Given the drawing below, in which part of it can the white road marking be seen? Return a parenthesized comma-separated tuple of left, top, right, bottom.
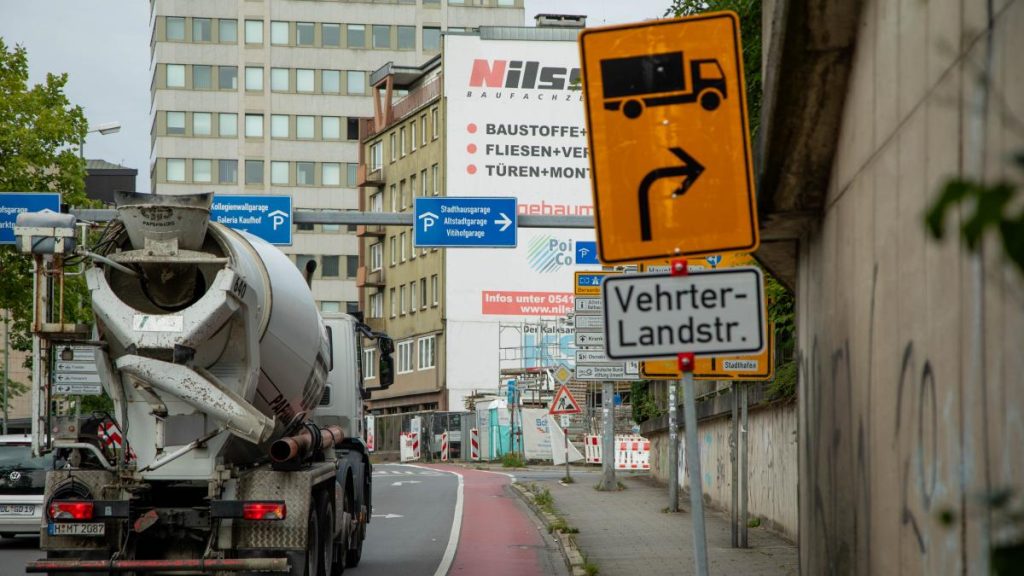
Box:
(391, 480, 422, 486)
(371, 513, 404, 519)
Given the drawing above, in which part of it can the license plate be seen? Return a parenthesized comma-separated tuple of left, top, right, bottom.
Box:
(0, 504, 34, 515)
(48, 523, 105, 536)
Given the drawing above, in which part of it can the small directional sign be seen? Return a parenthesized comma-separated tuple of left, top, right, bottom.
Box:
(0, 193, 62, 245)
(575, 331, 605, 347)
(575, 361, 640, 381)
(575, 297, 603, 313)
(602, 267, 766, 359)
(575, 241, 599, 264)
(54, 361, 96, 373)
(574, 271, 619, 296)
(573, 314, 604, 330)
(53, 383, 102, 396)
(54, 372, 101, 385)
(211, 195, 292, 245)
(549, 384, 583, 415)
(414, 197, 517, 248)
(580, 13, 759, 263)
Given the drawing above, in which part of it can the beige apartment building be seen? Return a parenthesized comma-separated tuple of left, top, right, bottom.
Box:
(149, 0, 523, 314)
(358, 57, 446, 412)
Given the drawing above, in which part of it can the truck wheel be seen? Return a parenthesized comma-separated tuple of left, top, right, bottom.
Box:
(699, 90, 721, 111)
(343, 487, 364, 568)
(318, 493, 335, 576)
(294, 504, 321, 576)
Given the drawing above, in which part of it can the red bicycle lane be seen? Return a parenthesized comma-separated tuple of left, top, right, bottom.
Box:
(423, 465, 554, 576)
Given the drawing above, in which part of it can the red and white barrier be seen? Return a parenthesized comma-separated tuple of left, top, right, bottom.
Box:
(440, 431, 449, 462)
(98, 421, 122, 449)
(584, 435, 602, 464)
(400, 432, 421, 462)
(614, 435, 651, 470)
(470, 428, 480, 461)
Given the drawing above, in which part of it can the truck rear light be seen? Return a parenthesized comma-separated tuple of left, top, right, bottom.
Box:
(242, 502, 287, 521)
(48, 501, 94, 521)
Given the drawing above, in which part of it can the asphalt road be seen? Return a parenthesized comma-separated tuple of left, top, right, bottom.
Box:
(0, 535, 38, 576)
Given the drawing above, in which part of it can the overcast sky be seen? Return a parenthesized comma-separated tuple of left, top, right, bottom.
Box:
(0, 0, 669, 193)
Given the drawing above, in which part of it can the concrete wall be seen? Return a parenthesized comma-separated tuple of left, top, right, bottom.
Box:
(649, 400, 799, 540)
(797, 0, 1024, 573)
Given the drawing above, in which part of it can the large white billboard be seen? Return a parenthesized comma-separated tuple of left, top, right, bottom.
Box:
(443, 34, 599, 409)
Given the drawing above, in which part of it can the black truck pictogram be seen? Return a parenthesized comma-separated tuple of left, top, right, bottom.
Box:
(601, 51, 727, 119)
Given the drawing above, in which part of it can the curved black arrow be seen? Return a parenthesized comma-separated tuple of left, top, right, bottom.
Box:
(638, 147, 705, 241)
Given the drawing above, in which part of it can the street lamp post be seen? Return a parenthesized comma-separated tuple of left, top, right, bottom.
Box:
(79, 121, 122, 160)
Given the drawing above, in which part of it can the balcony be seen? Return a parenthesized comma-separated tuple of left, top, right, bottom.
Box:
(358, 163, 385, 188)
(357, 224, 386, 238)
(357, 265, 385, 288)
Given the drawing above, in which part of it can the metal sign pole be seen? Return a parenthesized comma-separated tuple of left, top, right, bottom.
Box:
(680, 354, 709, 576)
(600, 380, 616, 490)
(564, 416, 571, 481)
(667, 379, 679, 512)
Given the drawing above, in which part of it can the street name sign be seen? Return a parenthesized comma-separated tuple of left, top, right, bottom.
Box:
(549, 384, 583, 415)
(0, 193, 62, 245)
(212, 195, 292, 245)
(579, 13, 759, 263)
(602, 267, 766, 359)
(413, 197, 517, 248)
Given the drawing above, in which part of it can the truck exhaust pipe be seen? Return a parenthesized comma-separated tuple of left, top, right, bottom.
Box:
(270, 424, 344, 463)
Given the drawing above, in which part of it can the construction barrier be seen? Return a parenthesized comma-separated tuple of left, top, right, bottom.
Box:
(470, 428, 480, 461)
(440, 431, 449, 462)
(584, 435, 602, 464)
(399, 432, 421, 462)
(614, 435, 652, 470)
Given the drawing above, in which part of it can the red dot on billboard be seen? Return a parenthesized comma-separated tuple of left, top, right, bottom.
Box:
(467, 123, 477, 133)
(467, 165, 477, 175)
(467, 143, 477, 153)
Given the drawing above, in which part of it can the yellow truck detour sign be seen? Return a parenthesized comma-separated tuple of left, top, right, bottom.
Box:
(579, 12, 759, 264)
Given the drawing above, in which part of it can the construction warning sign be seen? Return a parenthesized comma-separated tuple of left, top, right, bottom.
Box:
(549, 384, 583, 415)
(579, 12, 759, 263)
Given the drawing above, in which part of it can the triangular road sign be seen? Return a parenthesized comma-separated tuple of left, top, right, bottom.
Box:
(549, 384, 583, 415)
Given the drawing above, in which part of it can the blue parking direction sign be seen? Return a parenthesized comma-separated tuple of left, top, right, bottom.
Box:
(211, 195, 292, 245)
(575, 241, 599, 264)
(0, 193, 62, 244)
(414, 197, 517, 248)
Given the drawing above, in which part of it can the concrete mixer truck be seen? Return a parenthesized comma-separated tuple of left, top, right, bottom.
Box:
(15, 192, 393, 575)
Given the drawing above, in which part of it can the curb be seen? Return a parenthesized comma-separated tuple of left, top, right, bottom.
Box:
(510, 482, 589, 576)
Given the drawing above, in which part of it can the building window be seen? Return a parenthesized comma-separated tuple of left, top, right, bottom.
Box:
(347, 71, 365, 95)
(370, 192, 383, 213)
(245, 67, 263, 91)
(431, 107, 439, 138)
(166, 111, 185, 135)
(372, 25, 390, 49)
(400, 179, 407, 209)
(219, 66, 237, 90)
(418, 335, 436, 370)
(244, 20, 263, 44)
(398, 26, 415, 50)
(296, 22, 314, 46)
(369, 293, 382, 319)
(193, 159, 212, 183)
(346, 256, 358, 278)
(321, 256, 339, 277)
(421, 114, 427, 145)
(389, 134, 396, 162)
(347, 163, 358, 187)
(270, 21, 288, 45)
(389, 287, 396, 317)
(320, 301, 341, 313)
(193, 18, 212, 42)
(389, 185, 397, 211)
(400, 232, 407, 261)
(296, 69, 314, 93)
(271, 68, 289, 92)
(363, 348, 376, 379)
(370, 142, 383, 171)
(322, 116, 340, 140)
(322, 70, 340, 94)
(370, 242, 383, 271)
(219, 19, 237, 43)
(297, 222, 314, 232)
(271, 161, 289, 185)
(347, 118, 359, 140)
(400, 127, 406, 157)
(400, 284, 407, 314)
(322, 163, 341, 186)
(219, 113, 237, 137)
(218, 159, 237, 184)
(431, 274, 438, 305)
(295, 255, 316, 276)
(271, 115, 289, 138)
(420, 169, 428, 196)
(296, 162, 315, 186)
(390, 236, 396, 266)
(411, 123, 416, 152)
(296, 116, 314, 139)
(410, 175, 417, 205)
(347, 24, 365, 48)
(432, 163, 439, 195)
(411, 281, 418, 312)
(498, 0, 515, 5)
(422, 27, 441, 51)
(166, 64, 185, 88)
(322, 23, 340, 47)
(166, 17, 185, 41)
(398, 340, 414, 374)
(166, 158, 185, 182)
(244, 114, 263, 138)
(193, 112, 211, 136)
(245, 160, 263, 185)
(193, 65, 212, 90)
(420, 278, 427, 309)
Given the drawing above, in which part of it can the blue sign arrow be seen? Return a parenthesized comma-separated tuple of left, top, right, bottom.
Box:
(575, 240, 599, 264)
(0, 193, 62, 245)
(211, 195, 292, 245)
(414, 197, 517, 248)
(705, 254, 723, 268)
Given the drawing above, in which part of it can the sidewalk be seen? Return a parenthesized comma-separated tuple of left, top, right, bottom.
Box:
(520, 470, 798, 576)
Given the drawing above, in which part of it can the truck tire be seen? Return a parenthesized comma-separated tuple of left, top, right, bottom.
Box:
(291, 504, 322, 576)
(343, 482, 363, 568)
(317, 492, 335, 576)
